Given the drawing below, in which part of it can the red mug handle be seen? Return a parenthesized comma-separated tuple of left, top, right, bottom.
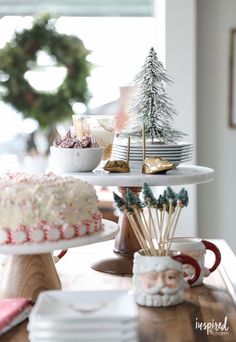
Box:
(53, 249, 68, 263)
(202, 240, 221, 273)
(172, 254, 201, 285)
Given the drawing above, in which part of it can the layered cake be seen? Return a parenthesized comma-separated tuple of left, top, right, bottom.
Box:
(0, 172, 102, 245)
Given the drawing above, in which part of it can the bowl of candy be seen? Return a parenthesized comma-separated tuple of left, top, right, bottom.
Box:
(50, 130, 103, 172)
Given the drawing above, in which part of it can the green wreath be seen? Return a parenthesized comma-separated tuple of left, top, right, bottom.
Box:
(0, 15, 91, 128)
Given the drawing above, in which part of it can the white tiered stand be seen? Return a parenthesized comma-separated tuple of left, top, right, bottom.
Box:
(62, 165, 214, 187)
(0, 220, 118, 302)
(61, 165, 214, 275)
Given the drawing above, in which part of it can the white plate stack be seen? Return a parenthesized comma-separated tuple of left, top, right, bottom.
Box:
(28, 290, 139, 342)
(112, 141, 194, 166)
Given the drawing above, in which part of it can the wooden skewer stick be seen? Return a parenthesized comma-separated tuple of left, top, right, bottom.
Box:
(134, 207, 150, 235)
(149, 206, 160, 253)
(162, 201, 173, 255)
(167, 205, 180, 237)
(140, 210, 151, 238)
(166, 202, 176, 243)
(127, 136, 131, 164)
(134, 209, 156, 255)
(140, 210, 158, 256)
(160, 206, 166, 251)
(167, 206, 182, 250)
(148, 205, 158, 242)
(154, 207, 160, 233)
(127, 214, 146, 252)
(146, 209, 159, 255)
(148, 209, 151, 234)
(154, 208, 162, 255)
(126, 212, 151, 255)
(142, 124, 146, 161)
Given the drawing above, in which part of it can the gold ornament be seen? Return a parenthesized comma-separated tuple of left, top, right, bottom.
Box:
(103, 137, 131, 173)
(141, 124, 174, 174)
(103, 160, 130, 173)
(142, 157, 175, 174)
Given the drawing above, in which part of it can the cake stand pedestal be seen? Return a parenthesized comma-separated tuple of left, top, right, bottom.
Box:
(92, 186, 142, 274)
(0, 220, 118, 302)
(62, 165, 215, 275)
(1, 254, 61, 302)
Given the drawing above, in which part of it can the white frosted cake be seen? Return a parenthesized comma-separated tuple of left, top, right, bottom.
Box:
(0, 172, 102, 245)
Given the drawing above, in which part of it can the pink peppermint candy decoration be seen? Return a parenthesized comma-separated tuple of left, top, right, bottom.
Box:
(29, 226, 45, 243)
(0, 228, 10, 244)
(53, 137, 62, 147)
(60, 138, 75, 148)
(65, 129, 76, 140)
(61, 224, 75, 239)
(11, 227, 28, 244)
(77, 224, 87, 237)
(74, 140, 83, 148)
(93, 212, 102, 222)
(90, 137, 99, 148)
(53, 127, 100, 149)
(84, 220, 94, 234)
(89, 221, 96, 233)
(45, 225, 61, 242)
(81, 136, 92, 148)
(91, 142, 99, 148)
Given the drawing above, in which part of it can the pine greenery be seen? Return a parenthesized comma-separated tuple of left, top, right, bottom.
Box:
(124, 47, 186, 144)
(143, 182, 157, 206)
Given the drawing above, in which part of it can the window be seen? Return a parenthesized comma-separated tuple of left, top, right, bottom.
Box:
(0, 6, 157, 168)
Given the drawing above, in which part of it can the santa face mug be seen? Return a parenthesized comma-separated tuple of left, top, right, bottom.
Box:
(132, 251, 201, 307)
(169, 238, 221, 286)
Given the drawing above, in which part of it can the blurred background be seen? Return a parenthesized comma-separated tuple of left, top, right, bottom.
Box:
(0, 0, 235, 253)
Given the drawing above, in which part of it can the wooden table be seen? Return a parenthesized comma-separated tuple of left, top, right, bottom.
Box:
(3, 239, 236, 342)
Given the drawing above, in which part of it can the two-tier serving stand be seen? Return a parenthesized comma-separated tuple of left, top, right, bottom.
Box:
(0, 165, 214, 302)
(61, 165, 214, 275)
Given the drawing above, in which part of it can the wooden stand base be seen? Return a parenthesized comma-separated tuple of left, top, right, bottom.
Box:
(0, 253, 61, 302)
(91, 186, 142, 275)
(91, 253, 133, 275)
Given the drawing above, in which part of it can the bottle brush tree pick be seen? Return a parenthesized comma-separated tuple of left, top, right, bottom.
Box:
(113, 184, 189, 256)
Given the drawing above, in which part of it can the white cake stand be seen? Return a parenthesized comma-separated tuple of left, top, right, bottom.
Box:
(61, 165, 214, 187)
(0, 219, 118, 302)
(60, 165, 214, 275)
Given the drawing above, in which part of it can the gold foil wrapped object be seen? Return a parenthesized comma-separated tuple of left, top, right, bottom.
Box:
(142, 157, 174, 174)
(103, 160, 130, 173)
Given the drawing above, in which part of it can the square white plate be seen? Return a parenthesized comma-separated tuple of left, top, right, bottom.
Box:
(30, 339, 138, 342)
(113, 143, 193, 150)
(29, 330, 137, 340)
(28, 320, 138, 331)
(29, 290, 138, 322)
(112, 150, 193, 156)
(112, 153, 193, 159)
(113, 141, 192, 148)
(112, 154, 192, 163)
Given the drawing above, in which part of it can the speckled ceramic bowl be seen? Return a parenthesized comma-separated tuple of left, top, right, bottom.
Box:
(50, 146, 103, 172)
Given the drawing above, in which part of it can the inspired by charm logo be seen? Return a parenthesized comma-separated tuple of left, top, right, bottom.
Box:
(195, 316, 230, 336)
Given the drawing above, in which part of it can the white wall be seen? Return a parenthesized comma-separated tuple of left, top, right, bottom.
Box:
(197, 0, 236, 252)
(155, 0, 197, 236)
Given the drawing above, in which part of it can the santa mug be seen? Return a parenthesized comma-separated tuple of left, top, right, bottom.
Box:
(132, 251, 201, 307)
(169, 237, 221, 286)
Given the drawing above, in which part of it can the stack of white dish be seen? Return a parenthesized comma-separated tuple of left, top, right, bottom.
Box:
(28, 290, 139, 342)
(112, 141, 193, 167)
